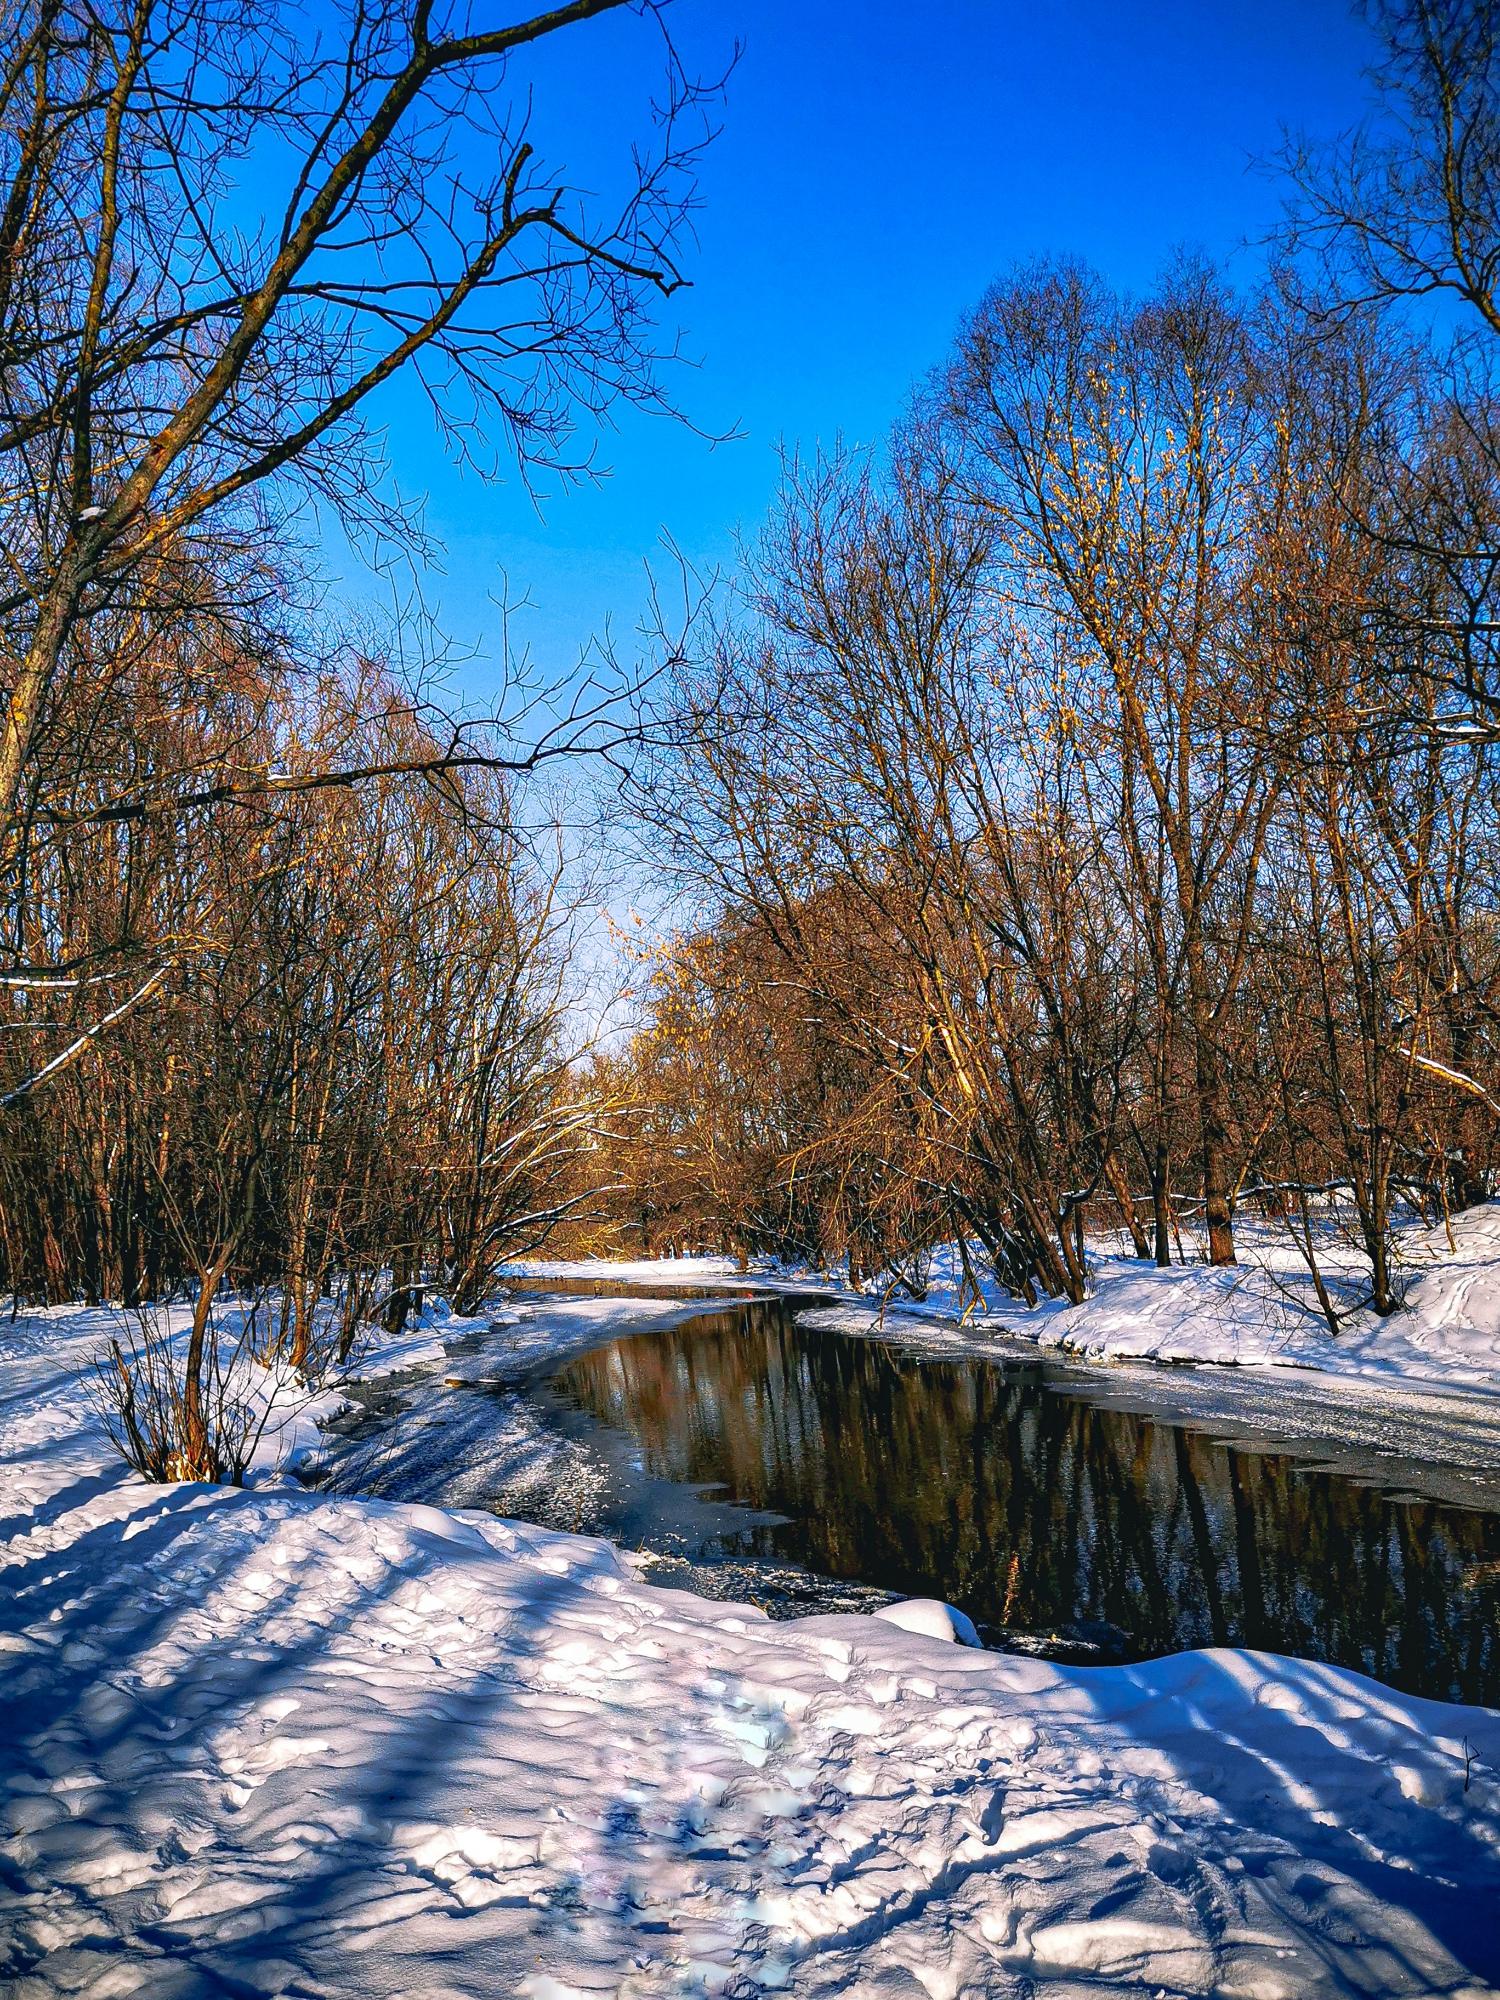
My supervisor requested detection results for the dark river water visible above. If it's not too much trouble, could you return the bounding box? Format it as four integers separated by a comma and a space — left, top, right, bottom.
320, 1290, 1500, 1705
527, 1298, 1500, 1705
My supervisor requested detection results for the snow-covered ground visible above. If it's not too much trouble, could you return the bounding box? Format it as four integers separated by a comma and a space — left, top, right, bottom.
1002, 1202, 1500, 1394
4, 1295, 1500, 1998
519, 1199, 1500, 1403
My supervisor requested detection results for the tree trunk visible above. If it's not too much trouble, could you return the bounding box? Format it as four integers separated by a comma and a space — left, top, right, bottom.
1150, 1138, 1173, 1268
1189, 991, 1236, 1266
1104, 1152, 1150, 1259
180, 1251, 232, 1481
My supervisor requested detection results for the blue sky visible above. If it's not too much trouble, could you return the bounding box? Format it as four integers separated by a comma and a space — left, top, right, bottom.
346, 0, 1380, 711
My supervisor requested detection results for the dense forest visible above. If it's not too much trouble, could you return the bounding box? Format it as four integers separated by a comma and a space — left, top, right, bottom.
1, 0, 1498, 1474
598, 252, 1500, 1312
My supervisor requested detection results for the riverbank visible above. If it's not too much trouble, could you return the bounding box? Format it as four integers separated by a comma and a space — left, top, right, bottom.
515, 1197, 1500, 1406
3, 1294, 1500, 1998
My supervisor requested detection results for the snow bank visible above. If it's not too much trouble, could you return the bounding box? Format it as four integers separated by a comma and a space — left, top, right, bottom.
871, 1597, 981, 1647
1022, 1202, 1500, 1395
3, 1302, 1500, 1997
508, 1254, 762, 1286
539, 1201, 1500, 1403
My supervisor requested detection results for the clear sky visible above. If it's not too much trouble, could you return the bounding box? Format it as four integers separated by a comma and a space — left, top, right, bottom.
345, 0, 1381, 712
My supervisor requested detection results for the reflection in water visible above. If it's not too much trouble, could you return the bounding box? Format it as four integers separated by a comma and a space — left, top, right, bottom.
538, 1305, 1500, 1705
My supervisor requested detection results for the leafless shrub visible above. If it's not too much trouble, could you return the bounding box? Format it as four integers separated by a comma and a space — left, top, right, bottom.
91, 1304, 269, 1485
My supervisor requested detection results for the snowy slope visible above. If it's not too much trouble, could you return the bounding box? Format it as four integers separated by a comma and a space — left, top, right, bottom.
4, 1302, 1500, 1999
1021, 1203, 1500, 1391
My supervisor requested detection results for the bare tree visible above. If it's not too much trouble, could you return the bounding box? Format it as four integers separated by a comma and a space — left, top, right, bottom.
1278, 0, 1500, 741
1281, 0, 1500, 337
943, 260, 1298, 1265
0, 0, 716, 1083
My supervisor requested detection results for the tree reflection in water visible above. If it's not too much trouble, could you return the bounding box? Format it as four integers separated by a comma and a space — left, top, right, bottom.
542, 1304, 1500, 1705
